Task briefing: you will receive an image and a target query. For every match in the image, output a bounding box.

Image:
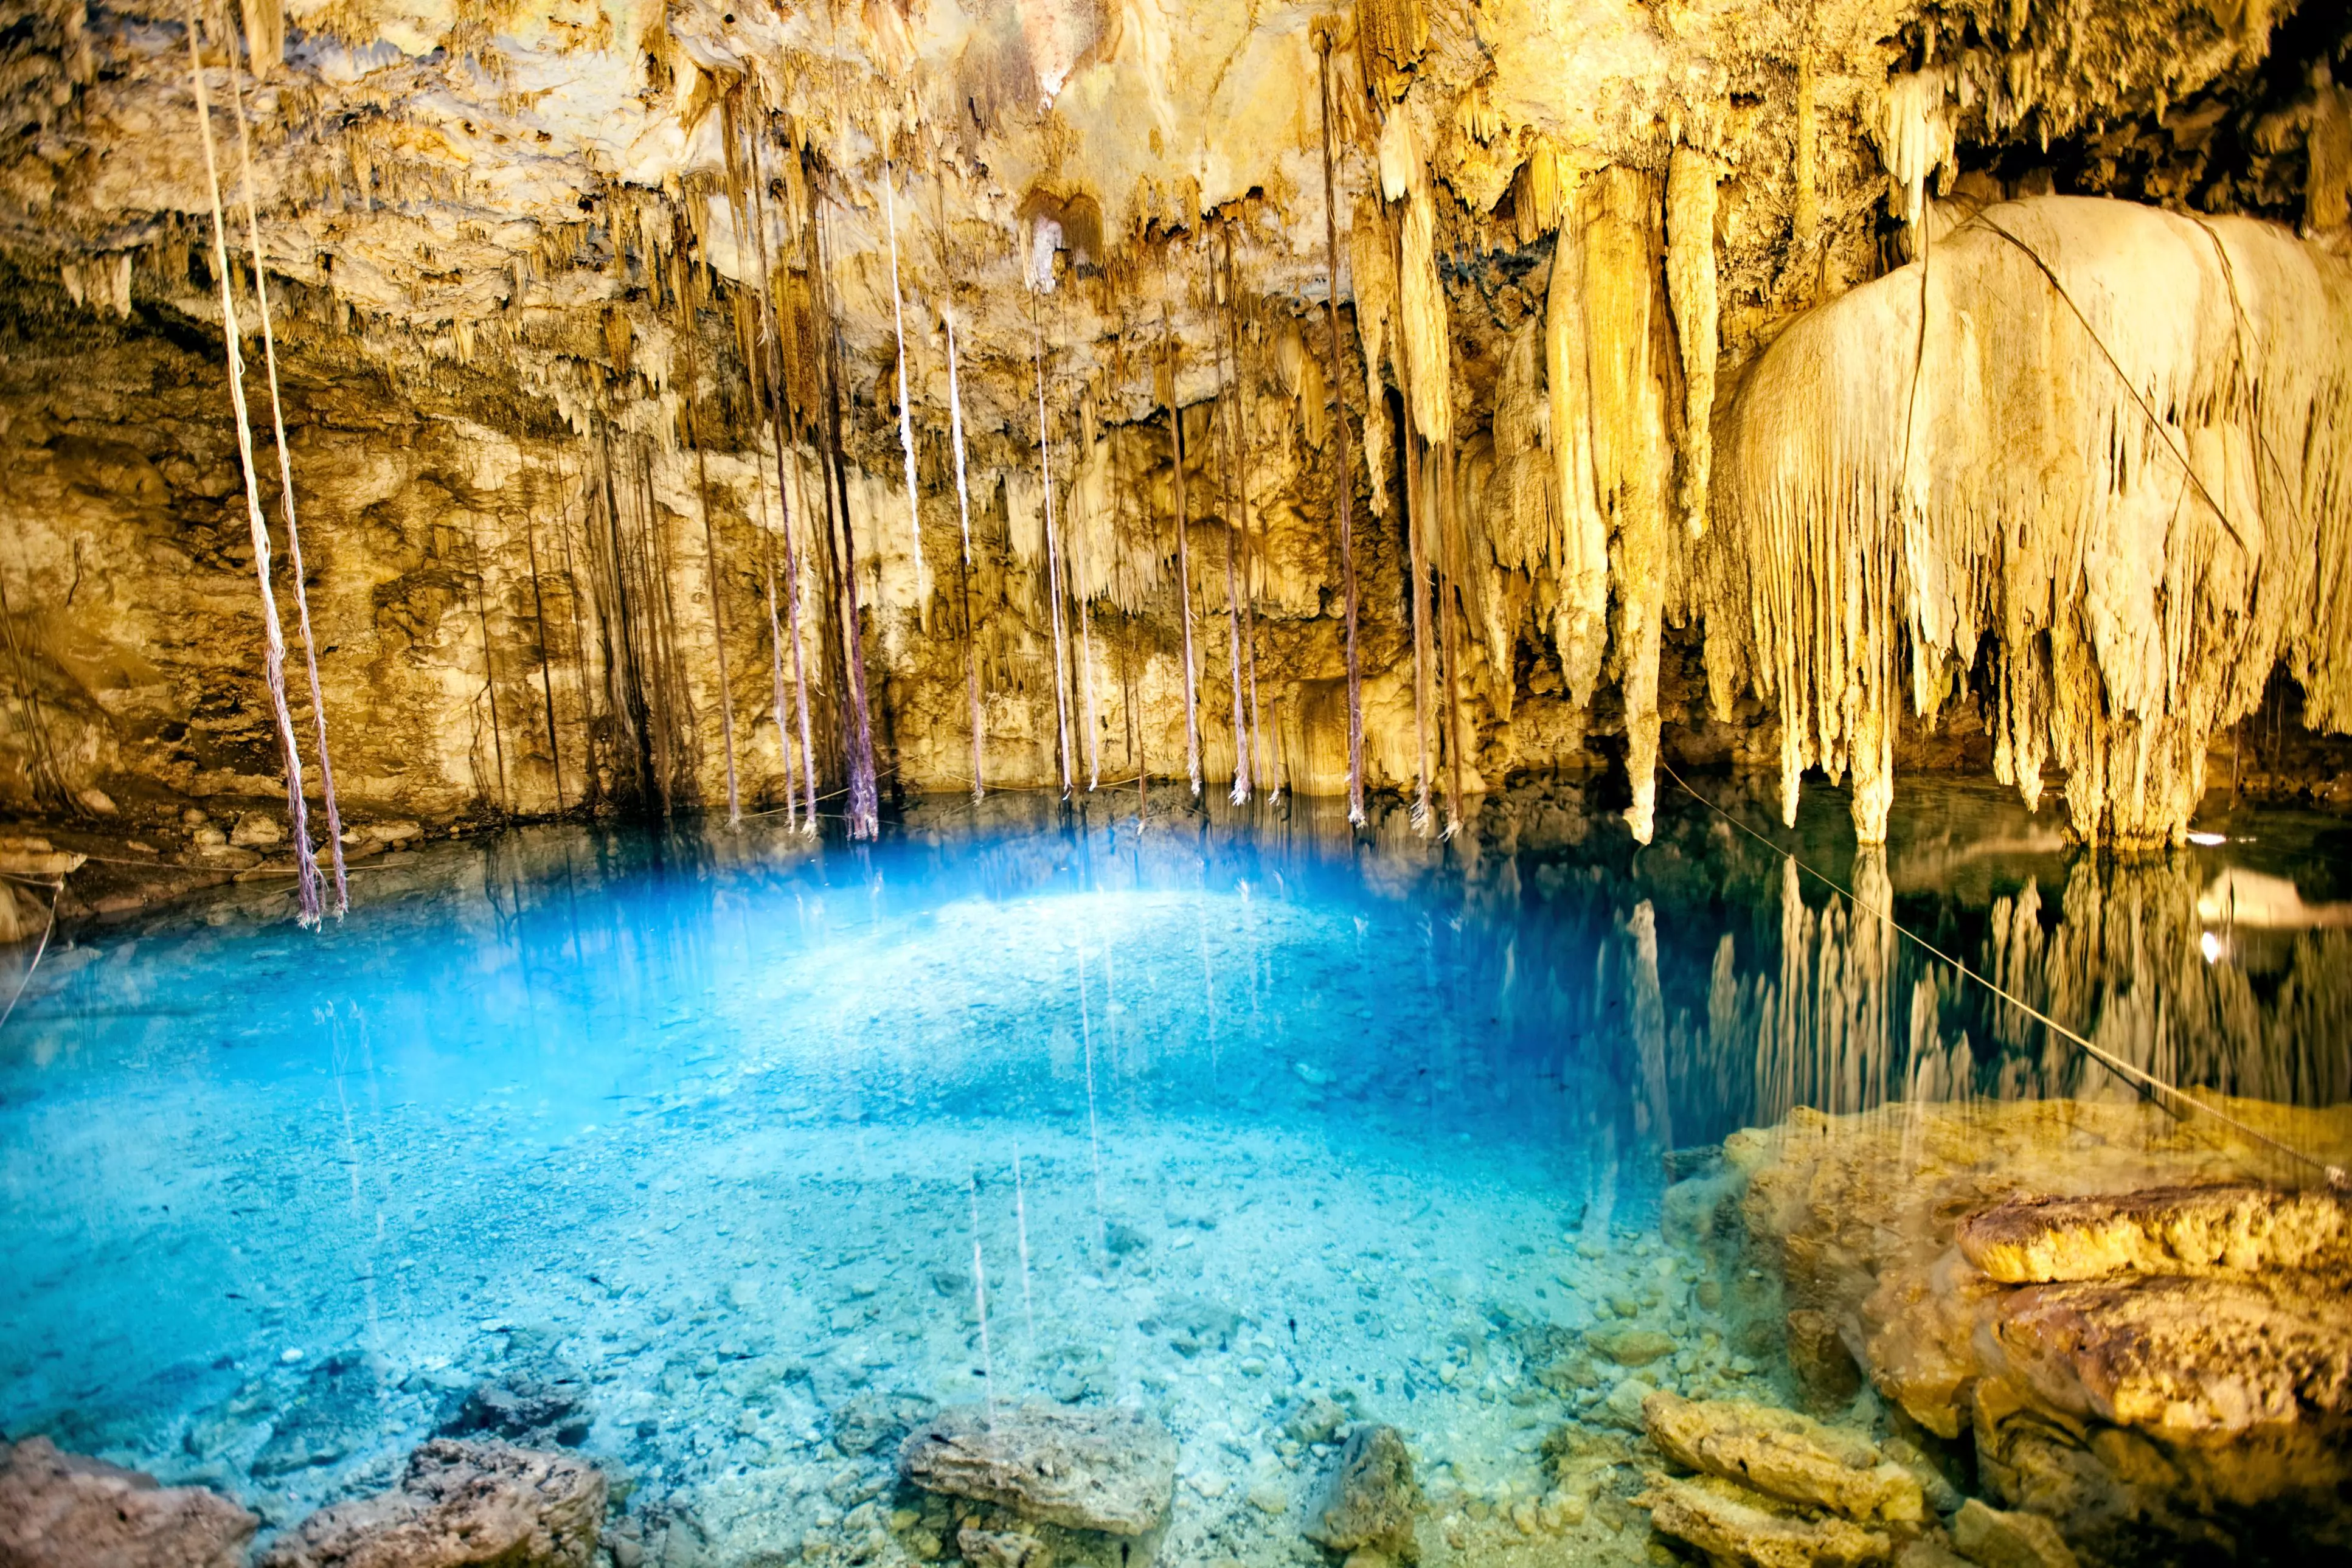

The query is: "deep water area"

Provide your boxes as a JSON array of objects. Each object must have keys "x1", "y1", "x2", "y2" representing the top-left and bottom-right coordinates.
[{"x1": 2, "y1": 775, "x2": 2347, "y2": 1564}]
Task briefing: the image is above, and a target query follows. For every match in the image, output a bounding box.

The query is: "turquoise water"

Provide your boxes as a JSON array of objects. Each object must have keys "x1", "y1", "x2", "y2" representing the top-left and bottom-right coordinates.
[{"x1": 1, "y1": 777, "x2": 2345, "y2": 1561}]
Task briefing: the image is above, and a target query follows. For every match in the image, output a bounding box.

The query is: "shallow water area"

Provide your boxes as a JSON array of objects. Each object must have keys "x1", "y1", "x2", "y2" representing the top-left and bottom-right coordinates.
[{"x1": 2, "y1": 776, "x2": 2347, "y2": 1566}]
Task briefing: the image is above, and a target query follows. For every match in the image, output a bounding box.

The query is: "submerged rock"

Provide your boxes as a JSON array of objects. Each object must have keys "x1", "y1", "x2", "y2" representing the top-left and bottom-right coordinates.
[
  {"x1": 1784, "y1": 1308, "x2": 1863, "y2": 1413},
  {"x1": 1302, "y1": 1424, "x2": 1421, "y2": 1561},
  {"x1": 1642, "y1": 1393, "x2": 1924, "y2": 1524},
  {"x1": 257, "y1": 1438, "x2": 606, "y2": 1568},
  {"x1": 1635, "y1": 1473, "x2": 1893, "y2": 1568},
  {"x1": 439, "y1": 1362, "x2": 592, "y2": 1448},
  {"x1": 1948, "y1": 1499, "x2": 2079, "y2": 1568},
  {"x1": 249, "y1": 1351, "x2": 386, "y2": 1479},
  {"x1": 0, "y1": 1435, "x2": 257, "y2": 1568},
  {"x1": 898, "y1": 1404, "x2": 1176, "y2": 1536},
  {"x1": 957, "y1": 1524, "x2": 1051, "y2": 1567},
  {"x1": 1590, "y1": 1327, "x2": 1677, "y2": 1367}
]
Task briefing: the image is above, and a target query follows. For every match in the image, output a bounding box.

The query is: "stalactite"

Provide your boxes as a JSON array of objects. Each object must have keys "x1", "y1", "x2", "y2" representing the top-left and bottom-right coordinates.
[
  {"x1": 1581, "y1": 167, "x2": 1676, "y2": 845},
  {"x1": 943, "y1": 307, "x2": 984, "y2": 800},
  {"x1": 1544, "y1": 190, "x2": 1610, "y2": 707},
  {"x1": 1318, "y1": 35, "x2": 1366, "y2": 825},
  {"x1": 1164, "y1": 308, "x2": 1202, "y2": 799},
  {"x1": 184, "y1": 0, "x2": 320, "y2": 924},
  {"x1": 1033, "y1": 305, "x2": 1075, "y2": 798},
  {"x1": 1665, "y1": 145, "x2": 1719, "y2": 541},
  {"x1": 1069, "y1": 426, "x2": 1101, "y2": 793},
  {"x1": 1715, "y1": 196, "x2": 2352, "y2": 848}
]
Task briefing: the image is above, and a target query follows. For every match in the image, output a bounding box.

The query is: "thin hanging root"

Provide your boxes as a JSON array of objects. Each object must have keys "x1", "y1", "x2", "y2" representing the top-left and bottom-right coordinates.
[
  {"x1": 1073, "y1": 494, "x2": 1101, "y2": 791},
  {"x1": 1165, "y1": 307, "x2": 1202, "y2": 799},
  {"x1": 1318, "y1": 36, "x2": 1365, "y2": 825},
  {"x1": 1224, "y1": 236, "x2": 1270, "y2": 802},
  {"x1": 186, "y1": 0, "x2": 320, "y2": 926},
  {"x1": 755, "y1": 458, "x2": 794, "y2": 825},
  {"x1": 944, "y1": 308, "x2": 985, "y2": 800},
  {"x1": 1396, "y1": 209, "x2": 1432, "y2": 830},
  {"x1": 1210, "y1": 240, "x2": 1251, "y2": 805},
  {"x1": 689, "y1": 403, "x2": 740, "y2": 826},
  {"x1": 743, "y1": 109, "x2": 818, "y2": 831},
  {"x1": 882, "y1": 158, "x2": 929, "y2": 619},
  {"x1": 224, "y1": 10, "x2": 343, "y2": 909},
  {"x1": 1033, "y1": 300, "x2": 1075, "y2": 798},
  {"x1": 814, "y1": 202, "x2": 878, "y2": 839},
  {"x1": 522, "y1": 504, "x2": 565, "y2": 816},
  {"x1": 471, "y1": 535, "x2": 509, "y2": 817}
]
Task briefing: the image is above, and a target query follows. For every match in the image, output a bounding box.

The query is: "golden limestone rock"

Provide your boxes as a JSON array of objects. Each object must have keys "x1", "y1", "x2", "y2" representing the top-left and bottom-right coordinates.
[
  {"x1": 1634, "y1": 1473, "x2": 1893, "y2": 1568},
  {"x1": 1642, "y1": 1392, "x2": 1925, "y2": 1524},
  {"x1": 1956, "y1": 1185, "x2": 2352, "y2": 1287}
]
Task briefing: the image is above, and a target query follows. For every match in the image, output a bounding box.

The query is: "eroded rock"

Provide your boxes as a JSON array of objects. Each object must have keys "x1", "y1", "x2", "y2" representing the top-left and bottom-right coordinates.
[
  {"x1": 1948, "y1": 1500, "x2": 2079, "y2": 1568},
  {"x1": 1957, "y1": 1185, "x2": 2352, "y2": 1286},
  {"x1": 957, "y1": 1525, "x2": 1051, "y2": 1567},
  {"x1": 1642, "y1": 1392, "x2": 1924, "y2": 1524},
  {"x1": 0, "y1": 1436, "x2": 256, "y2": 1568},
  {"x1": 1786, "y1": 1308, "x2": 1864, "y2": 1412},
  {"x1": 1303, "y1": 1424, "x2": 1421, "y2": 1561},
  {"x1": 898, "y1": 1404, "x2": 1176, "y2": 1536},
  {"x1": 257, "y1": 1438, "x2": 606, "y2": 1568},
  {"x1": 1636, "y1": 1473, "x2": 1893, "y2": 1568}
]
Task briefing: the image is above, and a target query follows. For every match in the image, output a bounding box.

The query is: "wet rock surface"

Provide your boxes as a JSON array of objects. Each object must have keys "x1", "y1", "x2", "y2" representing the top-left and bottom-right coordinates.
[
  {"x1": 1956, "y1": 1185, "x2": 2352, "y2": 1286},
  {"x1": 1634, "y1": 1472, "x2": 1893, "y2": 1568},
  {"x1": 0, "y1": 1436, "x2": 257, "y2": 1568},
  {"x1": 1642, "y1": 1392, "x2": 1924, "y2": 1524},
  {"x1": 1302, "y1": 1423, "x2": 1421, "y2": 1561},
  {"x1": 255, "y1": 1438, "x2": 606, "y2": 1568},
  {"x1": 1726, "y1": 1099, "x2": 2352, "y2": 1564},
  {"x1": 957, "y1": 1524, "x2": 1052, "y2": 1567},
  {"x1": 898, "y1": 1404, "x2": 1177, "y2": 1537},
  {"x1": 437, "y1": 1362, "x2": 593, "y2": 1449}
]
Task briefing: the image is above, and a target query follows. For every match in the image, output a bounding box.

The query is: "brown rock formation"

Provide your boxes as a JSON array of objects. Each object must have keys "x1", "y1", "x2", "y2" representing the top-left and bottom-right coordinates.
[
  {"x1": 255, "y1": 1439, "x2": 606, "y2": 1568},
  {"x1": 0, "y1": 1436, "x2": 257, "y2": 1568},
  {"x1": 898, "y1": 1403, "x2": 1177, "y2": 1538}
]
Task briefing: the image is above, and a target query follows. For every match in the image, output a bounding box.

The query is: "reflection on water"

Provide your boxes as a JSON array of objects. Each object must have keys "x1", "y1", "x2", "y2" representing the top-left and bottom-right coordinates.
[{"x1": 0, "y1": 775, "x2": 2343, "y2": 1561}]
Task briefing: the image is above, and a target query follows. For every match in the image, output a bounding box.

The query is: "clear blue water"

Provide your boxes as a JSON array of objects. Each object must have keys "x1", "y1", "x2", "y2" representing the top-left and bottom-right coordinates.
[{"x1": 1, "y1": 777, "x2": 2345, "y2": 1561}]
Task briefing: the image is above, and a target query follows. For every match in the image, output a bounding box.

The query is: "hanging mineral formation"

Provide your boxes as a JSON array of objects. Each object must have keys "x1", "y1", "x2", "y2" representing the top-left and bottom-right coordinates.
[{"x1": 944, "y1": 307, "x2": 984, "y2": 800}]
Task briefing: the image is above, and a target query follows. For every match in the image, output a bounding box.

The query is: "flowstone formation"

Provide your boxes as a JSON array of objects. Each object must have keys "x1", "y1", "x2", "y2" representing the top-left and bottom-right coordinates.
[{"x1": 0, "y1": 0, "x2": 2347, "y2": 855}]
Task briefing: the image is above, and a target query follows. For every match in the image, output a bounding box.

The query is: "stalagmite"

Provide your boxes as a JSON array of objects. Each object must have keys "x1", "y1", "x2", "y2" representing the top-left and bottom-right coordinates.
[
  {"x1": 1317, "y1": 35, "x2": 1366, "y2": 826},
  {"x1": 224, "y1": 18, "x2": 345, "y2": 910},
  {"x1": 1164, "y1": 310, "x2": 1203, "y2": 799},
  {"x1": 1715, "y1": 195, "x2": 2352, "y2": 848},
  {"x1": 184, "y1": 0, "x2": 321, "y2": 924},
  {"x1": 943, "y1": 307, "x2": 984, "y2": 799},
  {"x1": 1665, "y1": 145, "x2": 1719, "y2": 540}
]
